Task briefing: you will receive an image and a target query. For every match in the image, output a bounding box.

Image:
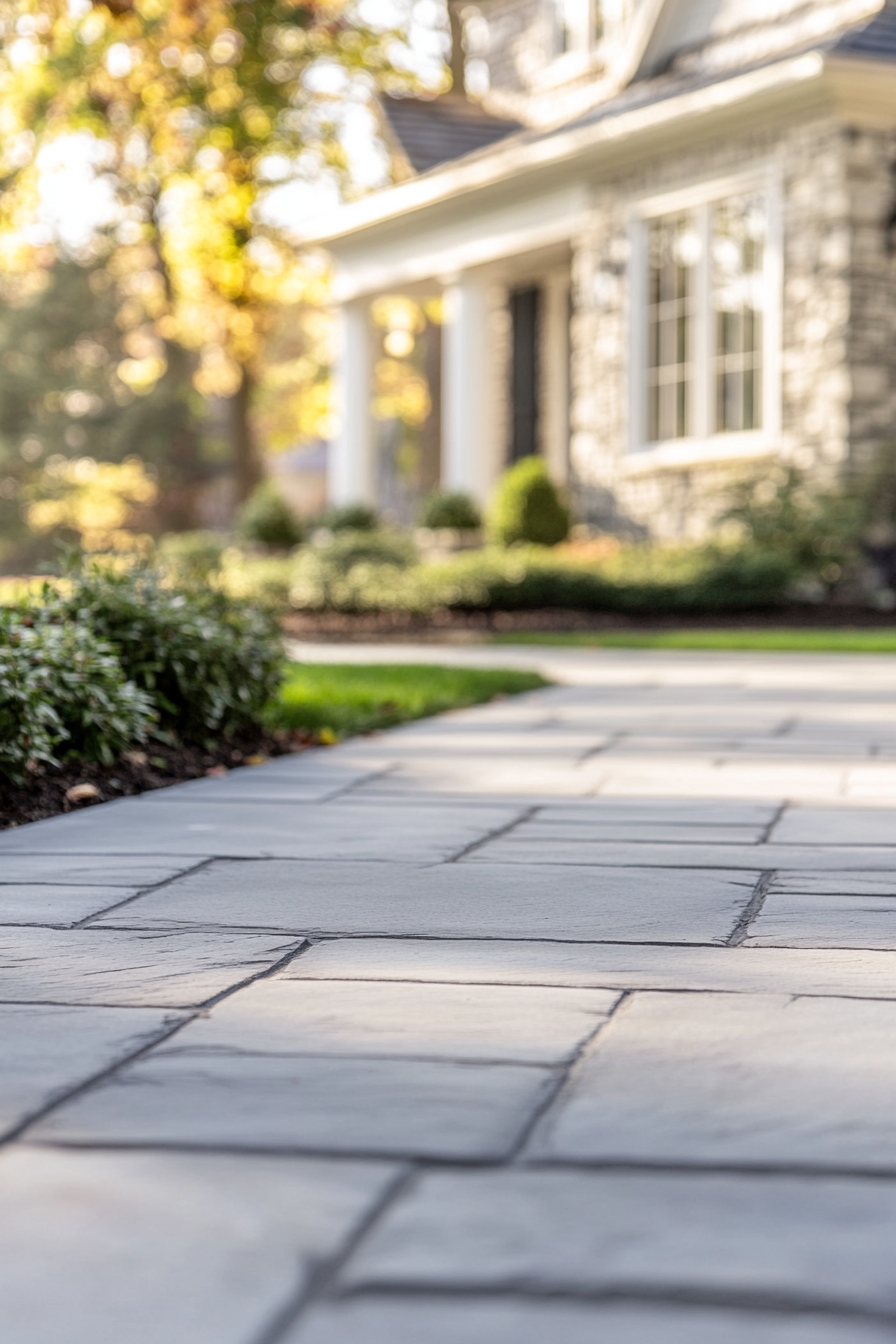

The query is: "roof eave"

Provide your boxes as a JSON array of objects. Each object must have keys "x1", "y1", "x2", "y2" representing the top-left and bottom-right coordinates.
[{"x1": 298, "y1": 51, "x2": 828, "y2": 248}]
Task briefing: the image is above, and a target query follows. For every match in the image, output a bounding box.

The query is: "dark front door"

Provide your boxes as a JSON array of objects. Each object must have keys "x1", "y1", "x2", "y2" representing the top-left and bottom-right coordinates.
[{"x1": 510, "y1": 285, "x2": 540, "y2": 462}]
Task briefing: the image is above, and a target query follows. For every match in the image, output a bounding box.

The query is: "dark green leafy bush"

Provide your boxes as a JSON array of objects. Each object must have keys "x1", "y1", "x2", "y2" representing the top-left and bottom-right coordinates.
[
  {"x1": 0, "y1": 613, "x2": 154, "y2": 783},
  {"x1": 489, "y1": 457, "x2": 570, "y2": 547},
  {"x1": 44, "y1": 561, "x2": 284, "y2": 744},
  {"x1": 237, "y1": 481, "x2": 304, "y2": 550},
  {"x1": 418, "y1": 490, "x2": 482, "y2": 530},
  {"x1": 316, "y1": 503, "x2": 379, "y2": 532}
]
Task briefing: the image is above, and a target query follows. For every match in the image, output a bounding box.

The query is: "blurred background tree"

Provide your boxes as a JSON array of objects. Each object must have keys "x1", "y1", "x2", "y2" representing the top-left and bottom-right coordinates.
[{"x1": 0, "y1": 0, "x2": 421, "y2": 563}]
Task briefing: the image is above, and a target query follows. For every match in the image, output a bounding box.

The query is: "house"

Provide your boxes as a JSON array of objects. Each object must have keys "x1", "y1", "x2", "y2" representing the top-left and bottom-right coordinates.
[{"x1": 303, "y1": 0, "x2": 896, "y2": 538}]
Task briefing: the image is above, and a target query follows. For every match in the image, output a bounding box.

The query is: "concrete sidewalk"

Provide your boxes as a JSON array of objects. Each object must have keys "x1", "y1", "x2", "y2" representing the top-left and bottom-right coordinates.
[{"x1": 3, "y1": 645, "x2": 896, "y2": 1343}]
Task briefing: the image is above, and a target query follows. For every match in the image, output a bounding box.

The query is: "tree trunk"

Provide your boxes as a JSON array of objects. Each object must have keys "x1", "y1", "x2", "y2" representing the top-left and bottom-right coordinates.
[{"x1": 230, "y1": 365, "x2": 263, "y2": 503}]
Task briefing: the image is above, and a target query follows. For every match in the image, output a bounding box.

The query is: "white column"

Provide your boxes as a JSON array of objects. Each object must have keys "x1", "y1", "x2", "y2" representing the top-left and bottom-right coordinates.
[
  {"x1": 329, "y1": 298, "x2": 375, "y2": 506},
  {"x1": 542, "y1": 269, "x2": 571, "y2": 486},
  {"x1": 441, "y1": 274, "x2": 491, "y2": 504}
]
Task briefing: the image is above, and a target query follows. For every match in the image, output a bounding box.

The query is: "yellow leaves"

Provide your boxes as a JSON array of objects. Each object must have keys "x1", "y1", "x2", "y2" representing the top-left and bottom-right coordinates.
[
  {"x1": 26, "y1": 455, "x2": 159, "y2": 552},
  {"x1": 193, "y1": 344, "x2": 243, "y2": 397},
  {"x1": 117, "y1": 355, "x2": 167, "y2": 392}
]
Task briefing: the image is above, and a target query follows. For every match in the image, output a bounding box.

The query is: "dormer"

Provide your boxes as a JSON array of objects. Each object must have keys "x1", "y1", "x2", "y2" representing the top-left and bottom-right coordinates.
[{"x1": 454, "y1": 0, "x2": 635, "y2": 127}]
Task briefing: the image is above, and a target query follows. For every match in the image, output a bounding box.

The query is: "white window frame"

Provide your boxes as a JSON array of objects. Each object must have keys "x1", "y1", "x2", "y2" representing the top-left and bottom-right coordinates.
[
  {"x1": 627, "y1": 166, "x2": 783, "y2": 471},
  {"x1": 533, "y1": 0, "x2": 608, "y2": 90}
]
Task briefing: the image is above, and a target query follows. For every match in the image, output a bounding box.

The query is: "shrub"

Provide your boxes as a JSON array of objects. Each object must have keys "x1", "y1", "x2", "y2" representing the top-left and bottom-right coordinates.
[
  {"x1": 724, "y1": 467, "x2": 859, "y2": 587},
  {"x1": 44, "y1": 560, "x2": 284, "y2": 745},
  {"x1": 489, "y1": 458, "x2": 570, "y2": 547},
  {"x1": 418, "y1": 490, "x2": 482, "y2": 530},
  {"x1": 316, "y1": 503, "x2": 379, "y2": 532},
  {"x1": 290, "y1": 530, "x2": 419, "y2": 613},
  {"x1": 237, "y1": 480, "x2": 304, "y2": 550},
  {"x1": 0, "y1": 613, "x2": 154, "y2": 783},
  {"x1": 158, "y1": 530, "x2": 226, "y2": 582},
  {"x1": 285, "y1": 542, "x2": 792, "y2": 618}
]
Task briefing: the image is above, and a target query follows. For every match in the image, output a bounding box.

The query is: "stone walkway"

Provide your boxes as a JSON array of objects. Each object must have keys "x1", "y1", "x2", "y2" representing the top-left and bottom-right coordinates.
[{"x1": 4, "y1": 645, "x2": 896, "y2": 1343}]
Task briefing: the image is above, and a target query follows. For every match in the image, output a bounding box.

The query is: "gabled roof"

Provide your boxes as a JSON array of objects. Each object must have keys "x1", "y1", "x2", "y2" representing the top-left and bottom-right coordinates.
[{"x1": 380, "y1": 95, "x2": 522, "y2": 175}]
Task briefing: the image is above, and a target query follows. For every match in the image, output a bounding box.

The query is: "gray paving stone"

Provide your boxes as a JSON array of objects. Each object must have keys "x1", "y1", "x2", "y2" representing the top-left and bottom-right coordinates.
[
  {"x1": 0, "y1": 1003, "x2": 180, "y2": 1136},
  {"x1": 540, "y1": 800, "x2": 781, "y2": 825},
  {"x1": 0, "y1": 855, "x2": 194, "y2": 885},
  {"x1": 746, "y1": 894, "x2": 896, "y2": 949},
  {"x1": 0, "y1": 928, "x2": 302, "y2": 1005},
  {"x1": 132, "y1": 757, "x2": 383, "y2": 804},
  {"x1": 771, "y1": 871, "x2": 896, "y2": 895},
  {"x1": 34, "y1": 1052, "x2": 554, "y2": 1158},
  {"x1": 286, "y1": 1298, "x2": 896, "y2": 1344},
  {"x1": 0, "y1": 884, "x2": 141, "y2": 927},
  {"x1": 341, "y1": 1168, "x2": 896, "y2": 1314},
  {"x1": 0, "y1": 799, "x2": 520, "y2": 860},
  {"x1": 469, "y1": 840, "x2": 896, "y2": 869},
  {"x1": 508, "y1": 820, "x2": 767, "y2": 844},
  {"x1": 0, "y1": 1146, "x2": 395, "y2": 1344},
  {"x1": 94, "y1": 859, "x2": 758, "y2": 943},
  {"x1": 152, "y1": 979, "x2": 619, "y2": 1063},
  {"x1": 283, "y1": 937, "x2": 896, "y2": 999},
  {"x1": 531, "y1": 992, "x2": 896, "y2": 1168},
  {"x1": 773, "y1": 808, "x2": 896, "y2": 846}
]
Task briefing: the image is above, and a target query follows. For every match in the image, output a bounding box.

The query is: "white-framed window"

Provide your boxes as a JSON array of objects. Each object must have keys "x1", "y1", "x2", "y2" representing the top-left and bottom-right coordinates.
[{"x1": 630, "y1": 171, "x2": 781, "y2": 463}]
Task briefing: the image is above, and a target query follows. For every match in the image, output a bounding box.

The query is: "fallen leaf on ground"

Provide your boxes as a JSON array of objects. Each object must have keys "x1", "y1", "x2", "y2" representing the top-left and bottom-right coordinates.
[{"x1": 65, "y1": 783, "x2": 101, "y2": 804}]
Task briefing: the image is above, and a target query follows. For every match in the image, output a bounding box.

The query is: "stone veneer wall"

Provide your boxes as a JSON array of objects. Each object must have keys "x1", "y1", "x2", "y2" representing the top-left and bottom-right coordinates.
[{"x1": 568, "y1": 114, "x2": 896, "y2": 540}]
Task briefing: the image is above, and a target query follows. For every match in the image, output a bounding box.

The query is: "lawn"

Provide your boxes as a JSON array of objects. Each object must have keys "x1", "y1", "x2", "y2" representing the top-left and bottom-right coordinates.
[
  {"x1": 269, "y1": 662, "x2": 549, "y2": 739},
  {"x1": 492, "y1": 629, "x2": 896, "y2": 653}
]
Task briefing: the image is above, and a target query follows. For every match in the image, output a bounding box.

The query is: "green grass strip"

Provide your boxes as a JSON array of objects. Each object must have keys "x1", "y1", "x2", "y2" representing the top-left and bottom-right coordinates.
[
  {"x1": 491, "y1": 629, "x2": 896, "y2": 653},
  {"x1": 268, "y1": 662, "x2": 549, "y2": 739}
]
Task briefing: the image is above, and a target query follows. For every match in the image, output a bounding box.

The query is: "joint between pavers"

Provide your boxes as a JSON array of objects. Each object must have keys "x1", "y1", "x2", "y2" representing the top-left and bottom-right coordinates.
[
  {"x1": 760, "y1": 801, "x2": 790, "y2": 845},
  {"x1": 505, "y1": 990, "x2": 634, "y2": 1164},
  {"x1": 445, "y1": 805, "x2": 542, "y2": 863},
  {"x1": 73, "y1": 857, "x2": 217, "y2": 929},
  {"x1": 727, "y1": 870, "x2": 775, "y2": 947},
  {"x1": 250, "y1": 1164, "x2": 419, "y2": 1344},
  {"x1": 326, "y1": 1281, "x2": 896, "y2": 1328}
]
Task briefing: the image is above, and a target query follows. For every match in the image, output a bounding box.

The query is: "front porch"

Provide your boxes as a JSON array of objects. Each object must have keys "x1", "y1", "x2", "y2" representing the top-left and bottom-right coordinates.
[{"x1": 328, "y1": 247, "x2": 574, "y2": 523}]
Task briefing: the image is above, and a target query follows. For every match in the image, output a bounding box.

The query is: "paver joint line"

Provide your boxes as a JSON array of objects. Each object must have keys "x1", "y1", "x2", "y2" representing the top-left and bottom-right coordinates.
[
  {"x1": 727, "y1": 871, "x2": 776, "y2": 947},
  {"x1": 73, "y1": 856, "x2": 217, "y2": 929},
  {"x1": 252, "y1": 1165, "x2": 418, "y2": 1344},
  {"x1": 445, "y1": 805, "x2": 542, "y2": 863}
]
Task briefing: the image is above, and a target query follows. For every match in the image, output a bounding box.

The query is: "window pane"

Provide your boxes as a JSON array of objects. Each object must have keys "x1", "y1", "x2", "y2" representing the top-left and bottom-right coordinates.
[
  {"x1": 712, "y1": 193, "x2": 765, "y2": 433},
  {"x1": 646, "y1": 213, "x2": 697, "y2": 443}
]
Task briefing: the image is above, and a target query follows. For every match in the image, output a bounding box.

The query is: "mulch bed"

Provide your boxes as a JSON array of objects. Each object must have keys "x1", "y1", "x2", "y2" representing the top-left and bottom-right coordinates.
[
  {"x1": 282, "y1": 606, "x2": 896, "y2": 641},
  {"x1": 0, "y1": 727, "x2": 320, "y2": 832}
]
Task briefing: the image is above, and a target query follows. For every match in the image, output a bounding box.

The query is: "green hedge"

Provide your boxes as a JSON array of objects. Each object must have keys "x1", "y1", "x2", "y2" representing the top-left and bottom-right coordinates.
[{"x1": 283, "y1": 543, "x2": 793, "y2": 617}]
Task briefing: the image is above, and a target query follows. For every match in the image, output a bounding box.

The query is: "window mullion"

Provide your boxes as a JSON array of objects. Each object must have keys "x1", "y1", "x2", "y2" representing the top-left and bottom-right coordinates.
[{"x1": 694, "y1": 203, "x2": 712, "y2": 441}]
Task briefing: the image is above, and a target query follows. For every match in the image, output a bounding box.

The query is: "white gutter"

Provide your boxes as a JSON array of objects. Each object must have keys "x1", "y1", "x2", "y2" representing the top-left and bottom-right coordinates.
[{"x1": 299, "y1": 51, "x2": 826, "y2": 246}]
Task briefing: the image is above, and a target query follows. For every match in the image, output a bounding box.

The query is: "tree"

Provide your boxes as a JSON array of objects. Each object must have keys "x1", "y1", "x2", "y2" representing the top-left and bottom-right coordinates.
[{"x1": 0, "y1": 0, "x2": 412, "y2": 498}]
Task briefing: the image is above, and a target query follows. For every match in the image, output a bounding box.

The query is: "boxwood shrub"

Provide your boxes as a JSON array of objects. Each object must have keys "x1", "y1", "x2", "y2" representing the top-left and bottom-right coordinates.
[
  {"x1": 0, "y1": 613, "x2": 154, "y2": 784},
  {"x1": 42, "y1": 560, "x2": 284, "y2": 746}
]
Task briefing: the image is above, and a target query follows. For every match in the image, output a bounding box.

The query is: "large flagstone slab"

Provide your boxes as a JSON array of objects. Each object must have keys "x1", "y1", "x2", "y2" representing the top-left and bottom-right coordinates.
[
  {"x1": 0, "y1": 1003, "x2": 181, "y2": 1137},
  {"x1": 0, "y1": 884, "x2": 143, "y2": 927},
  {"x1": 531, "y1": 991, "x2": 896, "y2": 1168},
  {"x1": 0, "y1": 927, "x2": 302, "y2": 1006},
  {"x1": 286, "y1": 1298, "x2": 894, "y2": 1344},
  {"x1": 94, "y1": 858, "x2": 758, "y2": 943},
  {"x1": 0, "y1": 855, "x2": 195, "y2": 886},
  {"x1": 282, "y1": 936, "x2": 896, "y2": 998},
  {"x1": 0, "y1": 1146, "x2": 395, "y2": 1344},
  {"x1": 145, "y1": 979, "x2": 620, "y2": 1064},
  {"x1": 773, "y1": 808, "x2": 896, "y2": 845},
  {"x1": 341, "y1": 1168, "x2": 896, "y2": 1314},
  {"x1": 746, "y1": 893, "x2": 896, "y2": 949},
  {"x1": 34, "y1": 1052, "x2": 555, "y2": 1159},
  {"x1": 0, "y1": 799, "x2": 522, "y2": 861}
]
